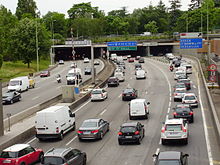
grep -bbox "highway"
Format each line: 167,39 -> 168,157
18,57 -> 220,165
2,60 -> 104,119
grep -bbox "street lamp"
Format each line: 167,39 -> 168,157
50,17 -> 56,65
36,18 -> 39,72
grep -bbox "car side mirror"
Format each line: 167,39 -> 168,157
184,154 -> 189,157
70,113 -> 75,117
152,154 -> 157,157
147,102 -> 150,105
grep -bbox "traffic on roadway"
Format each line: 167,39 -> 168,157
1,54 -> 219,165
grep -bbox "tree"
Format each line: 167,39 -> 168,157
10,18 -> 50,67
189,0 -> 202,10
108,7 -> 128,18
144,21 -> 158,34
168,0 -> 182,31
15,0 -> 38,20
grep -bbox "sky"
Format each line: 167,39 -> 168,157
0,0 -> 191,17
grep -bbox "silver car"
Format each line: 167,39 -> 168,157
77,119 -> 109,141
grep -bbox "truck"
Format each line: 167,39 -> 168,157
8,76 -> 29,92
66,68 -> 82,85
35,105 -> 76,141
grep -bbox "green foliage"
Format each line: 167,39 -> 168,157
0,53 -> 3,68
144,21 -> 158,34
15,0 -> 37,20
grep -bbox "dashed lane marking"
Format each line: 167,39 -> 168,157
66,136 -> 77,146
32,96 -> 39,100
100,109 -> 107,116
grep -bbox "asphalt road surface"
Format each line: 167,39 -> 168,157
2,60 -> 104,119
23,57 -> 220,165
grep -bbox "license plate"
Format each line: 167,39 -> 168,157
125,136 -> 132,138
83,131 -> 91,134
169,132 -> 178,135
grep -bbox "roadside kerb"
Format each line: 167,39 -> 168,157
183,55 -> 220,142
0,59 -> 115,152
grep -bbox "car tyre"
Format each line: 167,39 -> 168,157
161,139 -> 166,145
38,152 -> 44,162
129,115 -> 134,120
99,132 -> 103,140
145,114 -> 148,119
118,140 -> 123,145
190,118 -> 194,123
83,156 -> 87,165
184,138 -> 188,145
137,138 -> 141,145
20,162 -> 26,165
38,138 -> 44,142
59,132 -> 64,140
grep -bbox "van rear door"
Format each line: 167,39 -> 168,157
131,102 -> 146,116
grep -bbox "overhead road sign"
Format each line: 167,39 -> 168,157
65,40 -> 92,46
180,32 -> 202,38
180,38 -> 203,49
107,41 -> 137,51
143,42 -> 158,46
107,41 -> 137,47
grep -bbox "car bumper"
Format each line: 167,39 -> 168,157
108,83 -> 118,87
122,96 -> 136,101
183,102 -> 198,107
118,135 -> 140,143
78,133 -> 99,139
36,133 -> 61,139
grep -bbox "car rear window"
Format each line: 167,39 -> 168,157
108,78 -> 116,82
185,96 -> 196,100
0,152 -> 18,158
82,121 -> 98,127
123,89 -> 133,93
121,126 -> 136,133
158,160 -> 180,165
165,124 -> 182,131
92,90 -> 102,94
176,108 -> 190,112
44,157 -> 64,164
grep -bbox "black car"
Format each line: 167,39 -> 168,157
135,64 -> 142,70
107,77 -> 119,87
177,79 -> 191,90
84,67 -> 92,75
2,91 -> 21,104
122,88 -> 138,101
173,104 -> 194,123
138,58 -> 145,63
174,60 -> 181,67
153,151 -> 189,165
118,122 -> 145,145
42,148 -> 86,165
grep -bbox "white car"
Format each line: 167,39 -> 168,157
84,58 -> 89,63
136,69 -> 146,79
70,62 -> 77,68
182,93 -> 198,108
94,60 -> 100,65
91,88 -> 108,101
161,118 -> 188,145
58,60 -> 64,64
173,88 -> 186,101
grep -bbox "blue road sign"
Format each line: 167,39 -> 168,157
180,38 -> 203,49
107,41 -> 137,47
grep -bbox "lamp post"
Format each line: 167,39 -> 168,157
50,18 -> 55,65
207,2 -> 211,65
0,79 -> 4,136
36,19 -> 39,72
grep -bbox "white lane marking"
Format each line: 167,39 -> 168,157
32,96 -> 39,100
56,86 -> 61,89
193,85 -> 196,89
73,100 -> 90,114
100,109 -> 107,116
145,91 -> 148,95
197,72 -> 214,165
148,60 -> 172,145
130,77 -> 132,79
66,136 -> 77,146
118,94 -> 121,98
27,137 -> 37,144
155,148 -> 160,155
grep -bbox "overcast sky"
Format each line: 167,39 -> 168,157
1,0 -> 191,17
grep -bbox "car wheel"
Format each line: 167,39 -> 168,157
145,114 -> 148,119
10,100 -> 13,104
20,162 -> 26,165
59,132 -> 64,140
118,140 -> 123,145
83,156 -> 87,165
72,123 -> 76,131
184,138 -> 188,145
161,139 -> 166,145
137,138 -> 141,145
99,132 -> 103,140
38,152 -> 44,162
190,118 -> 194,123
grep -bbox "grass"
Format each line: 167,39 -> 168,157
0,59 -> 50,82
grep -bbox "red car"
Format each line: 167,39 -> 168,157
0,144 -> 44,165
128,58 -> 134,63
40,70 -> 50,77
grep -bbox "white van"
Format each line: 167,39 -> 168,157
35,105 -> 76,141
66,68 -> 82,85
114,72 -> 125,82
174,70 -> 186,80
8,76 -> 29,92
136,69 -> 146,79
129,99 -> 150,120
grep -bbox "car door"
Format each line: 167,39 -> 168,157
14,92 -> 19,102
67,149 -> 83,165
102,89 -> 107,98
99,119 -> 107,134
24,146 -> 38,164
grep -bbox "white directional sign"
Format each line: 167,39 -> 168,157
180,32 -> 202,38
65,40 -> 92,46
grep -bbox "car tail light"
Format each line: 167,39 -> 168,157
189,111 -> 193,115
56,127 -> 59,133
161,127 -> 165,133
122,94 -> 125,96
64,163 -> 69,165
132,93 -> 135,96
118,132 -> 122,135
134,131 -> 140,135
174,93 -> 177,96
77,130 -> 83,134
173,112 -> 177,116
91,130 -> 99,133
182,126 -> 187,132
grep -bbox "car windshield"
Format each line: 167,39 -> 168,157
176,108 -> 191,112
108,78 -> 116,82
92,90 -> 102,94
158,160 -> 180,165
121,126 -> 136,133
175,90 -> 185,93
41,71 -> 48,74
44,157 -> 64,165
123,89 -> 133,93
165,124 -> 182,131
3,93 -> 13,98
185,96 -> 196,100
9,80 -> 19,86
82,121 -> 98,128
67,73 -> 76,77
0,151 -> 18,158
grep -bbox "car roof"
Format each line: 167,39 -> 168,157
158,151 -> 181,160
130,99 -> 146,103
3,144 -> 30,152
165,118 -> 183,124
184,93 -> 196,96
92,88 -> 103,91
121,122 -> 138,127
45,148 -> 72,157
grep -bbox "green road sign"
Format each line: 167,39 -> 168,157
108,46 -> 137,51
